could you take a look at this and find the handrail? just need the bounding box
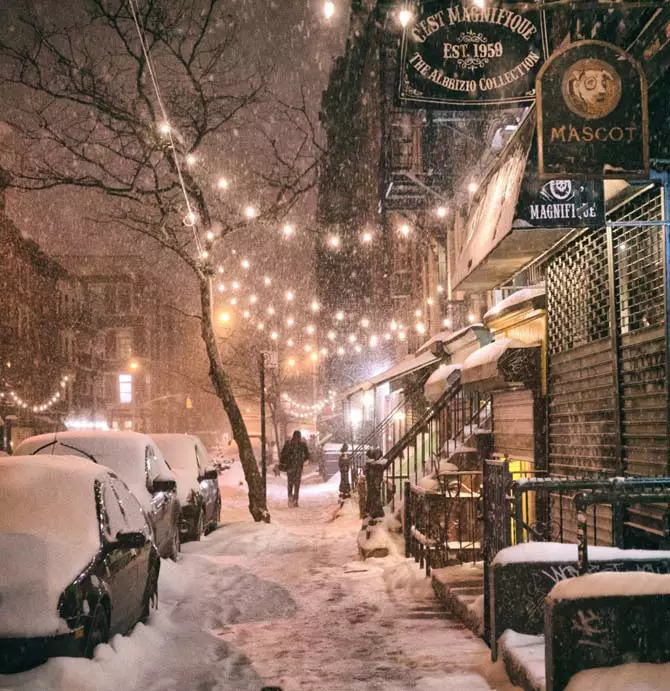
[349,397,406,469]
[381,381,462,470]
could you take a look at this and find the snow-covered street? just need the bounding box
[0,466,515,691]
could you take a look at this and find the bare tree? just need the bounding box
[0,0,322,522]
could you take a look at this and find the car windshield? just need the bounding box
[153,436,198,474]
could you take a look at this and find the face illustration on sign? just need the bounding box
[561,59,622,120]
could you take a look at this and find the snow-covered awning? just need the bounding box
[424,364,462,403]
[341,350,441,399]
[461,338,540,392]
[483,284,545,324]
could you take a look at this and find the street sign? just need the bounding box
[262,350,278,369]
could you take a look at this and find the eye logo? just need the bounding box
[561,58,622,120]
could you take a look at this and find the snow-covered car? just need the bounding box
[152,433,221,541]
[0,455,160,673]
[14,431,181,560]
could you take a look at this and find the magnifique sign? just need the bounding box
[398,1,547,108]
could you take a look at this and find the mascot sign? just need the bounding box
[537,41,649,179]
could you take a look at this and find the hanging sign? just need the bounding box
[515,179,605,228]
[397,1,547,108]
[537,40,649,180]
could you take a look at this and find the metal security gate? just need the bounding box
[547,185,670,545]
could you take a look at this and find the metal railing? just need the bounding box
[405,471,483,575]
[381,383,490,505]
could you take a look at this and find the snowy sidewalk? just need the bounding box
[1,464,516,691]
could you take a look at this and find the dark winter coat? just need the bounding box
[280,438,310,473]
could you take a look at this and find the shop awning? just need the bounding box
[341,350,441,399]
[424,364,462,403]
[461,338,540,392]
[483,285,546,324]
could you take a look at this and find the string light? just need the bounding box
[360,317,370,328]
[245,205,258,219]
[217,177,229,190]
[361,231,373,243]
[327,330,336,341]
[443,318,452,328]
[282,223,294,238]
[328,235,341,248]
[267,306,276,316]
[217,283,225,293]
[399,223,411,237]
[186,153,197,167]
[232,281,240,290]
[7,375,69,414]
[249,294,258,304]
[436,206,448,218]
[241,259,250,269]
[335,311,344,321]
[310,300,320,312]
[264,276,272,286]
[286,316,295,327]
[185,211,198,227]
[206,230,215,242]
[286,291,294,301]
[468,181,479,194]
[158,121,171,135]
[306,324,316,335]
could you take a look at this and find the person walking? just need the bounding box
[280,430,310,507]
[338,444,351,500]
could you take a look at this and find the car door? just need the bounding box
[146,445,169,554]
[111,477,152,622]
[99,479,137,632]
[195,442,214,524]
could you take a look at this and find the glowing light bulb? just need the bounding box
[159,121,171,135]
[360,317,370,328]
[361,231,373,243]
[230,297,238,305]
[186,153,197,167]
[437,284,444,294]
[232,281,240,290]
[355,344,362,353]
[249,294,258,304]
[468,313,477,323]
[310,352,319,362]
[400,223,411,237]
[327,330,336,341]
[288,358,296,367]
[200,250,209,260]
[241,259,250,269]
[245,205,257,219]
[243,310,250,319]
[348,334,357,343]
[329,235,340,248]
[286,316,295,327]
[369,335,378,348]
[311,300,320,312]
[415,309,422,318]
[306,324,315,335]
[337,346,345,356]
[217,266,224,274]
[287,338,294,347]
[384,333,392,341]
[427,297,434,306]
[219,312,231,323]
[416,323,426,334]
[282,223,294,238]
[305,344,312,353]
[398,8,413,27]
[443,318,452,328]
[206,230,215,242]
[390,320,398,331]
[468,181,479,194]
[323,1,335,19]
[271,331,278,341]
[267,306,276,316]
[286,290,294,301]
[257,322,265,331]
[398,331,407,341]
[217,177,229,190]
[335,311,344,321]
[264,276,272,286]
[436,206,448,218]
[185,211,198,226]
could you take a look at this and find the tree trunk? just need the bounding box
[198,276,270,523]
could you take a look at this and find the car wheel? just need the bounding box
[168,527,180,561]
[194,510,205,541]
[141,564,158,623]
[84,603,109,658]
[209,499,221,532]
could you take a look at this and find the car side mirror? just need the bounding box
[112,530,147,549]
[152,478,177,493]
[200,468,218,481]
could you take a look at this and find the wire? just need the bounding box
[126,0,203,255]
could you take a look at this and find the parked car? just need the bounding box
[0,455,160,673]
[14,431,181,560]
[152,433,221,541]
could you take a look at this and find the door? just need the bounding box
[111,477,152,622]
[99,480,138,632]
[146,445,170,554]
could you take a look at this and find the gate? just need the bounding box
[482,458,512,643]
[546,186,670,545]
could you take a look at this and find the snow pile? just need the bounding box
[467,594,485,636]
[499,630,546,690]
[492,541,670,566]
[483,284,545,322]
[550,571,670,601]
[462,338,529,372]
[565,662,670,691]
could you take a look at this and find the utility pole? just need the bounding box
[259,352,267,500]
